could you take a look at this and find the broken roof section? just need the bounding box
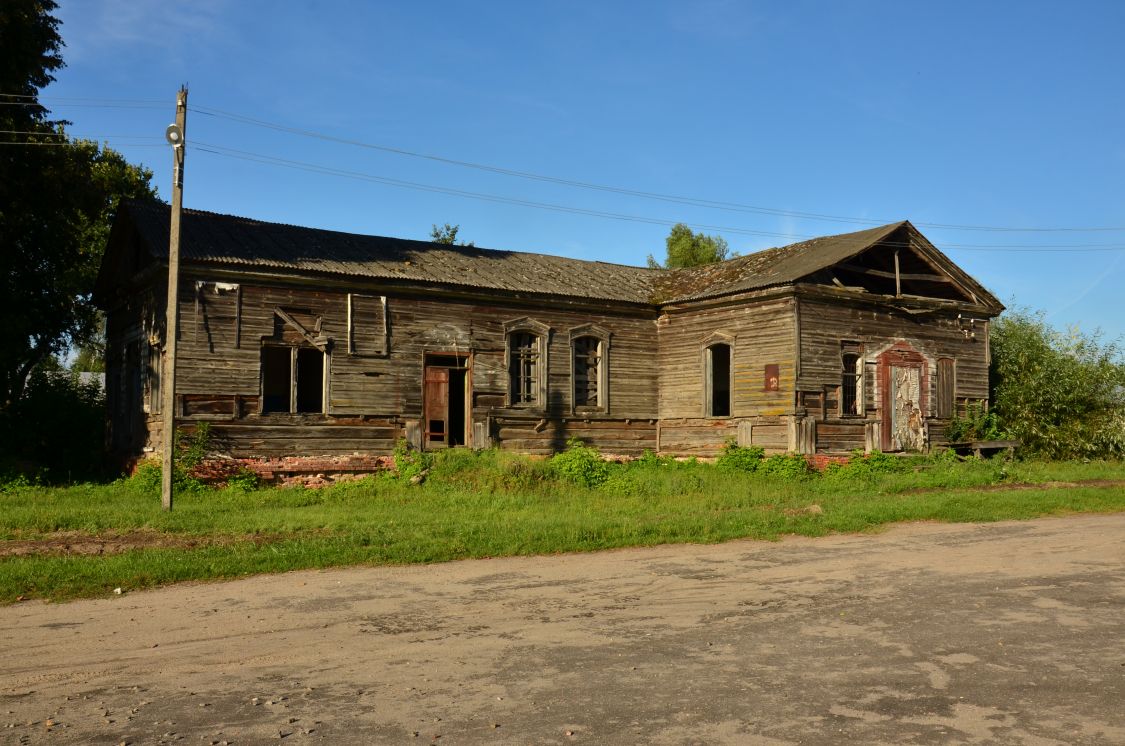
[106,200,1001,312]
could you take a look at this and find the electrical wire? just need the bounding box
[193,142,1125,252]
[192,103,1125,234]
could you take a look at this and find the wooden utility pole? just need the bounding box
[161,87,188,511]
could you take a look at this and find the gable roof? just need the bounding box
[104,200,1001,313]
[652,222,906,303]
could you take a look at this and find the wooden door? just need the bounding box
[887,366,925,451]
[423,366,449,446]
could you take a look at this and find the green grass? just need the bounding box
[2,450,1123,603]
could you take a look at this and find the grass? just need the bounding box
[1,448,1123,603]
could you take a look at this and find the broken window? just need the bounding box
[508,332,540,405]
[573,336,602,408]
[841,342,863,416]
[706,343,732,417]
[261,345,325,414]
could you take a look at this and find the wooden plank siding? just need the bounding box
[795,296,988,452]
[656,296,797,455]
[149,273,662,457]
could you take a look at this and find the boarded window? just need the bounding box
[573,336,602,408]
[347,294,387,355]
[509,332,539,405]
[261,346,325,414]
[936,358,955,419]
[707,343,732,417]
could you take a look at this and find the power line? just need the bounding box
[193,142,1125,253]
[193,102,1125,235]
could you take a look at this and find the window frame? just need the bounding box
[568,323,611,414]
[259,343,328,415]
[503,318,551,409]
[839,341,864,417]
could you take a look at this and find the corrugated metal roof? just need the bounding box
[124,200,658,304]
[117,201,995,308]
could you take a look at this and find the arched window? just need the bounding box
[504,318,551,408]
[508,331,539,405]
[706,343,732,417]
[840,342,863,416]
[569,324,611,412]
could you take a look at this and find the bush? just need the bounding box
[393,438,432,483]
[0,367,106,482]
[550,438,611,488]
[825,450,907,479]
[990,309,1125,459]
[758,453,811,479]
[946,402,1005,442]
[716,441,765,472]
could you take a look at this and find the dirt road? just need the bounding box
[2,514,1124,745]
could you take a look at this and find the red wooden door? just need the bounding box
[423,366,449,445]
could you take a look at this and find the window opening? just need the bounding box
[261,346,325,414]
[707,343,731,417]
[841,353,861,415]
[509,332,539,405]
[261,347,292,413]
[573,336,601,408]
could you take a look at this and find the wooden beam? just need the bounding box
[840,263,953,283]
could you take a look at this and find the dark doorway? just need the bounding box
[261,346,292,413]
[423,354,469,448]
[296,347,324,413]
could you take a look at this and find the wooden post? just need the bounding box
[161,87,187,512]
[894,249,901,297]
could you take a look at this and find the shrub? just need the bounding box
[716,440,765,472]
[393,438,432,483]
[825,449,906,479]
[990,309,1125,459]
[550,438,611,488]
[946,402,1005,442]
[0,367,106,483]
[758,453,811,479]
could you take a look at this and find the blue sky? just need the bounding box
[44,1,1125,338]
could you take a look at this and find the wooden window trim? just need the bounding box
[503,318,551,410]
[840,341,864,418]
[568,323,611,415]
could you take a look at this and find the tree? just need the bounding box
[989,309,1125,459]
[647,223,731,269]
[0,0,158,407]
[430,222,474,247]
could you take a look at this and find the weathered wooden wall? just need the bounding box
[796,295,990,452]
[655,295,797,454]
[151,273,662,458]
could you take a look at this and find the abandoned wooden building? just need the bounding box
[97,199,1003,466]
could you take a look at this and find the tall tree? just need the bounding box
[430,222,474,247]
[647,223,731,268]
[0,0,158,407]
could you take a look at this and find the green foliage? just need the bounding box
[0,0,158,407]
[429,223,474,247]
[393,439,433,483]
[946,402,1005,442]
[647,223,732,269]
[824,450,908,480]
[758,453,812,479]
[224,468,261,492]
[0,367,106,482]
[550,438,611,487]
[990,309,1125,459]
[715,440,765,472]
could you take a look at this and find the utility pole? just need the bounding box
[161,87,188,511]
